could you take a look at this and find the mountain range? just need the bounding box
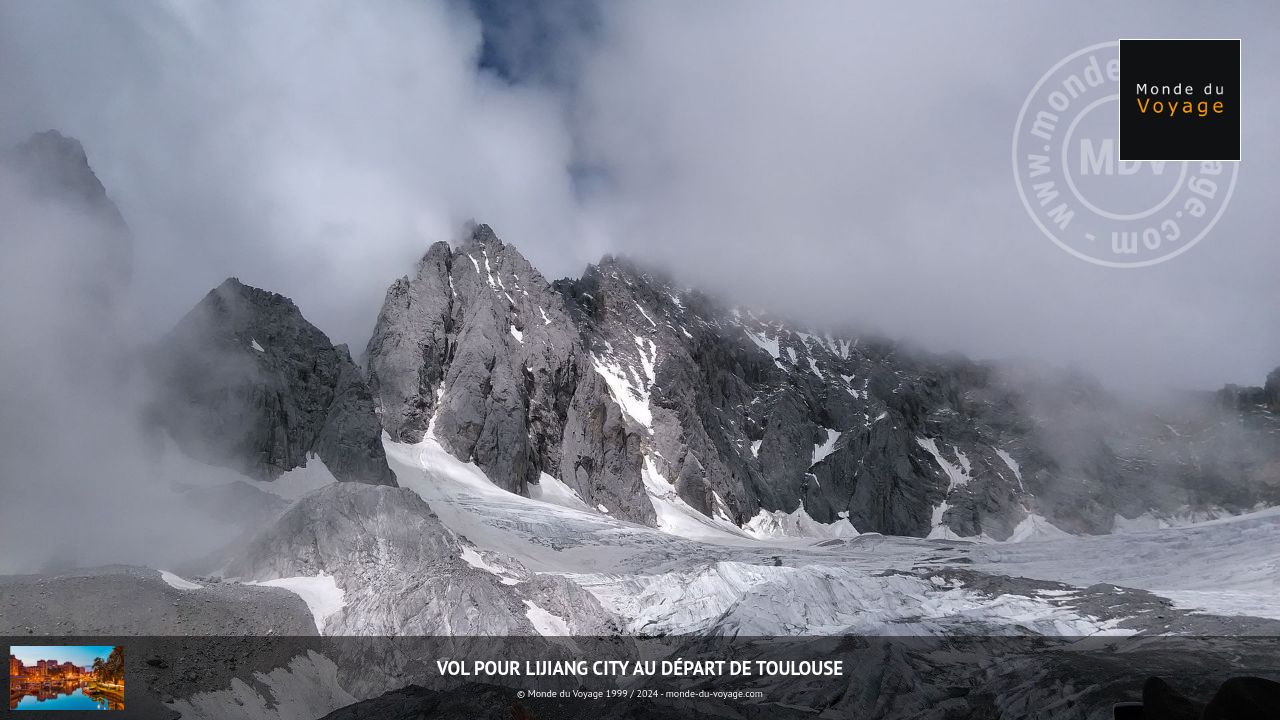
[7,130,1277,543]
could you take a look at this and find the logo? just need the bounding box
[1119,39,1240,161]
[1012,41,1238,268]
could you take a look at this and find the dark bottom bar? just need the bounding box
[4,636,1279,719]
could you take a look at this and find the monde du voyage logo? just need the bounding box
[1012,40,1240,268]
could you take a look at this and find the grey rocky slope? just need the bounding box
[149,278,396,486]
[221,482,619,635]
[368,224,1280,539]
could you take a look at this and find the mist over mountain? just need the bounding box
[2,127,1277,578]
[0,132,242,573]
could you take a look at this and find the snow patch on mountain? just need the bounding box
[460,545,518,585]
[523,599,571,636]
[995,448,1024,491]
[383,437,657,573]
[744,328,785,370]
[528,472,593,513]
[592,353,652,429]
[481,248,500,290]
[811,429,841,465]
[918,437,977,536]
[160,570,203,590]
[917,437,972,491]
[249,574,345,633]
[642,456,746,540]
[635,336,657,386]
[634,302,656,327]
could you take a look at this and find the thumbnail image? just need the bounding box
[9,646,124,711]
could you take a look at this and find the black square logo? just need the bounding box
[1119,39,1240,161]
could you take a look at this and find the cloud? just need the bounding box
[0,0,589,570]
[0,0,585,352]
[570,2,1280,390]
[0,0,1275,396]
[0,163,240,572]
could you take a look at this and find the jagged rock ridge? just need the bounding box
[367,224,1280,539]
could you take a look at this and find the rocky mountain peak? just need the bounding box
[367,223,655,521]
[4,130,126,232]
[459,221,503,249]
[150,278,396,487]
[3,130,132,289]
[202,277,297,326]
[7,131,97,198]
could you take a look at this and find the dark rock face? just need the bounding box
[151,278,396,486]
[560,367,652,524]
[367,225,1280,538]
[1220,366,1280,414]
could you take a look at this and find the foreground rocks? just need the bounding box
[0,566,315,636]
